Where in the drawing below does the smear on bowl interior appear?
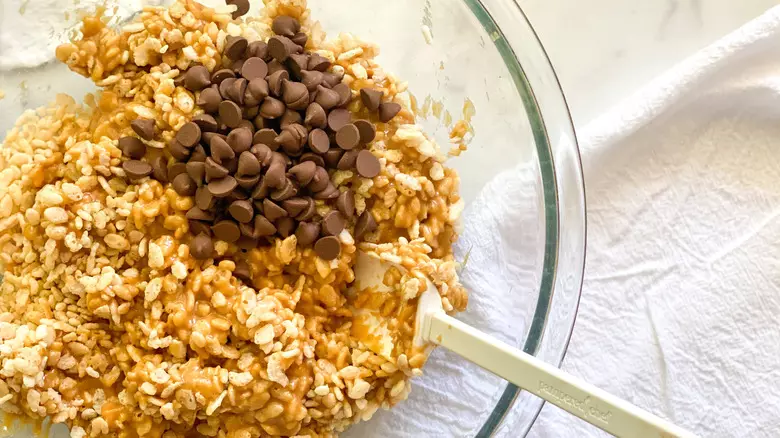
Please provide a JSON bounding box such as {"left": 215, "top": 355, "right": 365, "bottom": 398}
{"left": 0, "top": 0, "right": 466, "bottom": 436}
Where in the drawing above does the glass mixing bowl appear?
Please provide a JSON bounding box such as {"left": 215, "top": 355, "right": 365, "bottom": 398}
{"left": 0, "top": 0, "right": 585, "bottom": 436}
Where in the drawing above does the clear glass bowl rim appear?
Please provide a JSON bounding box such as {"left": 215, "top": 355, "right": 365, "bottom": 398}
{"left": 465, "top": 0, "right": 587, "bottom": 436}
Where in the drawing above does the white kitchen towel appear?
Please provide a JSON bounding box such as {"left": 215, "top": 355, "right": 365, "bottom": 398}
{"left": 530, "top": 5, "right": 780, "bottom": 438}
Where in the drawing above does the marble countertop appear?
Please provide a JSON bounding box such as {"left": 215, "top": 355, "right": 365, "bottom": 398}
{"left": 519, "top": 0, "right": 777, "bottom": 129}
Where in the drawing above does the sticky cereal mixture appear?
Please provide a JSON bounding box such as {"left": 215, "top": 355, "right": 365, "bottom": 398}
{"left": 0, "top": 0, "right": 466, "bottom": 437}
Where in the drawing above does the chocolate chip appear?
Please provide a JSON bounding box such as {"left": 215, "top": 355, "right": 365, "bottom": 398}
{"left": 304, "top": 103, "right": 327, "bottom": 129}
{"left": 291, "top": 32, "right": 308, "bottom": 47}
{"left": 325, "top": 111, "right": 349, "bottom": 134}
{"left": 280, "top": 109, "right": 303, "bottom": 129}
{"left": 233, "top": 260, "right": 253, "bottom": 283}
{"left": 314, "top": 236, "right": 340, "bottom": 260}
{"left": 213, "top": 220, "right": 241, "bottom": 243}
{"left": 191, "top": 233, "right": 214, "bottom": 260}
{"left": 232, "top": 60, "right": 247, "bottom": 77}
{"left": 196, "top": 186, "right": 215, "bottom": 210}
{"left": 324, "top": 149, "right": 343, "bottom": 168}
{"left": 223, "top": 157, "right": 239, "bottom": 174}
{"left": 208, "top": 176, "right": 238, "bottom": 198}
{"left": 308, "top": 53, "right": 331, "bottom": 72}
{"left": 314, "top": 183, "right": 340, "bottom": 200}
{"left": 185, "top": 65, "right": 211, "bottom": 91}
{"left": 186, "top": 207, "right": 214, "bottom": 222}
{"left": 287, "top": 53, "right": 309, "bottom": 78}
{"left": 173, "top": 173, "right": 197, "bottom": 196}
{"left": 205, "top": 157, "right": 230, "bottom": 180}
{"left": 251, "top": 177, "right": 271, "bottom": 199}
{"left": 168, "top": 162, "right": 187, "bottom": 182}
{"left": 170, "top": 140, "right": 191, "bottom": 161}
{"left": 253, "top": 128, "right": 279, "bottom": 150}
{"left": 355, "top": 211, "right": 377, "bottom": 239}
{"left": 197, "top": 87, "right": 222, "bottom": 113}
{"left": 259, "top": 97, "right": 286, "bottom": 119}
{"left": 336, "top": 124, "right": 360, "bottom": 150}
{"left": 247, "top": 41, "right": 268, "bottom": 60}
{"left": 309, "top": 166, "right": 330, "bottom": 192}
{"left": 322, "top": 210, "right": 345, "bottom": 236}
{"left": 228, "top": 200, "right": 254, "bottom": 223}
{"left": 271, "top": 178, "right": 297, "bottom": 201}
{"left": 229, "top": 78, "right": 249, "bottom": 104}
{"left": 288, "top": 160, "right": 316, "bottom": 186}
{"left": 276, "top": 124, "right": 307, "bottom": 156}
{"left": 219, "top": 101, "right": 243, "bottom": 128}
{"left": 283, "top": 80, "right": 309, "bottom": 110}
{"left": 265, "top": 161, "right": 287, "bottom": 188}
{"left": 192, "top": 114, "right": 218, "bottom": 133}
{"left": 296, "top": 197, "right": 316, "bottom": 221}
{"left": 268, "top": 36, "right": 299, "bottom": 62}
{"left": 123, "top": 160, "right": 153, "bottom": 180}
{"left": 238, "top": 118, "right": 256, "bottom": 133}
{"left": 300, "top": 70, "right": 323, "bottom": 91}
{"left": 272, "top": 15, "right": 300, "bottom": 37}
{"left": 336, "top": 190, "right": 355, "bottom": 218}
{"left": 354, "top": 119, "right": 376, "bottom": 144}
{"left": 225, "top": 36, "right": 248, "bottom": 60}
{"left": 151, "top": 156, "right": 168, "bottom": 183}
{"left": 248, "top": 215, "right": 273, "bottom": 237}
{"left": 299, "top": 152, "right": 325, "bottom": 167}
{"left": 332, "top": 83, "right": 351, "bottom": 107}
{"left": 219, "top": 77, "right": 237, "bottom": 100}
{"left": 263, "top": 199, "right": 288, "bottom": 221}
{"left": 378, "top": 102, "right": 402, "bottom": 123}
{"left": 267, "top": 59, "right": 285, "bottom": 76}
{"left": 315, "top": 85, "right": 340, "bottom": 110}
{"left": 236, "top": 174, "right": 260, "bottom": 189}
{"left": 190, "top": 220, "right": 212, "bottom": 237}
{"left": 119, "top": 136, "right": 146, "bottom": 159}
{"left": 212, "top": 68, "right": 236, "bottom": 84}
{"left": 282, "top": 197, "right": 308, "bottom": 217}
{"left": 227, "top": 127, "right": 253, "bottom": 154}
{"left": 250, "top": 143, "right": 273, "bottom": 166}
{"left": 241, "top": 57, "right": 268, "bottom": 81}
{"left": 360, "top": 88, "right": 382, "bottom": 111}
{"left": 176, "top": 122, "right": 202, "bottom": 147}
{"left": 322, "top": 71, "right": 344, "bottom": 88}
{"left": 356, "top": 150, "right": 381, "bottom": 178}
{"left": 186, "top": 161, "right": 206, "bottom": 186}
{"left": 267, "top": 70, "right": 290, "bottom": 97}
{"left": 295, "top": 221, "right": 320, "bottom": 246}
{"left": 202, "top": 132, "right": 225, "bottom": 146}
{"left": 210, "top": 136, "right": 235, "bottom": 164}
{"left": 131, "top": 119, "right": 155, "bottom": 140}
{"left": 337, "top": 149, "right": 359, "bottom": 170}
{"left": 275, "top": 217, "right": 296, "bottom": 237}
{"left": 237, "top": 151, "right": 261, "bottom": 177}
{"left": 227, "top": 189, "right": 249, "bottom": 202}
{"left": 237, "top": 236, "right": 260, "bottom": 250}
{"left": 226, "top": 0, "right": 250, "bottom": 19}
{"left": 190, "top": 144, "right": 208, "bottom": 163}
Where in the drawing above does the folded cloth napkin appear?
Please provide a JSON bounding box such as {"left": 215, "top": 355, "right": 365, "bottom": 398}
{"left": 531, "top": 5, "right": 780, "bottom": 437}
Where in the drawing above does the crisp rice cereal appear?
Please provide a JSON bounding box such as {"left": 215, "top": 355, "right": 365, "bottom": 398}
{"left": 0, "top": 0, "right": 467, "bottom": 437}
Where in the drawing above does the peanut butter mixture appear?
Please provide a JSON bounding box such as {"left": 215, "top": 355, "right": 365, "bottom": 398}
{"left": 0, "top": 1, "right": 466, "bottom": 437}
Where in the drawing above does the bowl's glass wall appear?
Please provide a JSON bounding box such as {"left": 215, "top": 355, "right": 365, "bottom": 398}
{"left": 0, "top": 0, "right": 585, "bottom": 436}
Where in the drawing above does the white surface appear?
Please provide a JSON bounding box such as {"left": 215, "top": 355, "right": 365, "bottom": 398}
{"left": 531, "top": 6, "right": 780, "bottom": 437}
{"left": 519, "top": 0, "right": 777, "bottom": 128}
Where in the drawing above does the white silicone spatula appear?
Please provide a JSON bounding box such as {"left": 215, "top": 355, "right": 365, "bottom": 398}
{"left": 354, "top": 252, "right": 697, "bottom": 438}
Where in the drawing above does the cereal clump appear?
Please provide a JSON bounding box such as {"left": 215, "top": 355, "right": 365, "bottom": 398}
{"left": 0, "top": 0, "right": 465, "bottom": 437}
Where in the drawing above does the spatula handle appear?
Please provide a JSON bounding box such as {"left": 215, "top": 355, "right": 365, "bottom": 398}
{"left": 422, "top": 312, "right": 697, "bottom": 438}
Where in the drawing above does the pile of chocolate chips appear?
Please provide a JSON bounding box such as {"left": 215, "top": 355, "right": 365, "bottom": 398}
{"left": 125, "top": 15, "right": 404, "bottom": 261}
